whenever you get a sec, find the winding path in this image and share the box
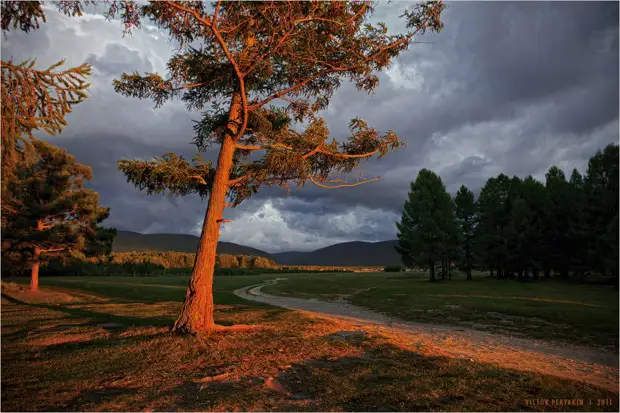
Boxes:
[234,279,619,392]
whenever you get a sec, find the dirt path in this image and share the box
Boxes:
[234,279,619,392]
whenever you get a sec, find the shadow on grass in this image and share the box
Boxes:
[1,293,174,327]
[63,386,140,411]
[118,343,620,412]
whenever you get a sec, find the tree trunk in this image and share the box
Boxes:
[490,269,494,278]
[524,268,529,280]
[533,268,539,280]
[30,246,40,291]
[467,268,472,281]
[429,260,435,282]
[172,94,242,335]
[544,268,550,278]
[448,263,452,281]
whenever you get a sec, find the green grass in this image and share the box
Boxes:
[262,271,620,349]
[1,275,618,411]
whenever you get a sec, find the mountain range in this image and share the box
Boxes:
[113,230,401,267]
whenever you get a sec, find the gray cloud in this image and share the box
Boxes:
[2,2,617,252]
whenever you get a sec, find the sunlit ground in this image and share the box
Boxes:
[1,274,618,412]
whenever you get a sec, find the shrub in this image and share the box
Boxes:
[384,265,404,272]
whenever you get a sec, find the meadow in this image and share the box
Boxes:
[1,273,618,411]
[262,271,620,349]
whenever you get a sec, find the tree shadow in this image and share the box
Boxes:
[55,386,140,412]
[1,293,174,327]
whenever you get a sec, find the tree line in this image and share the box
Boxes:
[396,143,619,285]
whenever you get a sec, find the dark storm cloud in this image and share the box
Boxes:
[49,135,209,235]
[3,2,618,251]
[86,43,154,76]
[279,1,619,210]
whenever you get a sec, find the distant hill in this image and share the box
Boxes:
[113,230,401,267]
[113,230,275,259]
[272,240,401,267]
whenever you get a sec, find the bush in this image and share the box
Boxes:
[384,265,404,272]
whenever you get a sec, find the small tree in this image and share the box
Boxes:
[111,0,446,333]
[396,169,453,281]
[2,141,111,291]
[454,185,476,280]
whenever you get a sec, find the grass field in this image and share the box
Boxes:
[262,271,620,349]
[1,274,619,411]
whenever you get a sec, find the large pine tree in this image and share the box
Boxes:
[109,0,446,333]
[2,141,111,291]
[396,169,454,281]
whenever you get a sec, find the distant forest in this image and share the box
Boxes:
[396,143,619,284]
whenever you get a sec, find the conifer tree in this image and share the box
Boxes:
[396,169,453,281]
[518,176,546,279]
[567,169,587,276]
[454,185,476,280]
[475,174,512,278]
[543,166,572,278]
[2,141,111,291]
[583,143,619,283]
[110,0,446,333]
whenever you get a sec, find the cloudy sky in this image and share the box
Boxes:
[2,1,618,252]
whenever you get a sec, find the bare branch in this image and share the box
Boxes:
[39,247,65,253]
[316,148,379,159]
[228,175,249,186]
[188,175,207,185]
[236,143,293,151]
[302,144,323,159]
[308,175,381,189]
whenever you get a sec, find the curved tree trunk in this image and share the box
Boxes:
[30,246,40,291]
[172,95,242,335]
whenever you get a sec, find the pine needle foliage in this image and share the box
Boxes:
[113,0,446,202]
[1,1,93,223]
